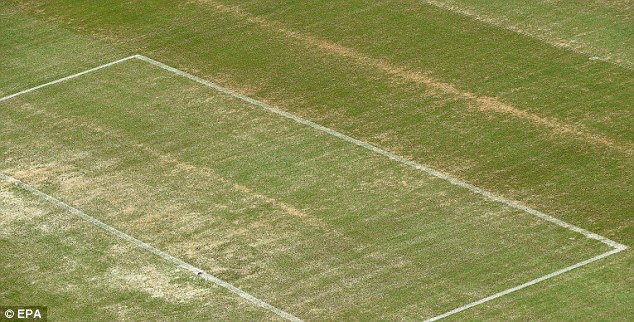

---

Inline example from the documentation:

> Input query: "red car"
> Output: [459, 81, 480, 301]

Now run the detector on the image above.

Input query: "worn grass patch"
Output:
[0, 187, 281, 321]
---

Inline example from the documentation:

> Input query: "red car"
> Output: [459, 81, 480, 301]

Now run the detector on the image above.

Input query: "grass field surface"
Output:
[1, 0, 632, 320]
[0, 55, 614, 319]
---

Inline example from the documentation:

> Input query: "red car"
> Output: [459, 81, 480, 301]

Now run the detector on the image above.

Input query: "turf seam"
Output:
[0, 55, 628, 321]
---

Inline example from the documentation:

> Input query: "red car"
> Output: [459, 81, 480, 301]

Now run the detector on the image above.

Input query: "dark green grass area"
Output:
[1, 0, 632, 320]
[0, 57, 615, 320]
[421, 0, 634, 69]
[0, 7, 125, 97]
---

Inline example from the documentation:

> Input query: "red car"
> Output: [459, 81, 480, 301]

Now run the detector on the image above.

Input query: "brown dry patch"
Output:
[154, 152, 330, 231]
[10, 97, 421, 292]
[14, 1, 45, 15]
[108, 265, 208, 303]
[7, 162, 75, 186]
[598, 0, 634, 11]
[0, 189, 47, 235]
[102, 303, 134, 322]
[195, 0, 632, 154]
[0, 179, 263, 318]
[206, 73, 263, 98]
[0, 183, 90, 237]
[9, 104, 344, 284]
[473, 96, 625, 150]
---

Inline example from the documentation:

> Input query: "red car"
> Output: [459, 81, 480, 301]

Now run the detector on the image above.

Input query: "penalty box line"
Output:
[133, 55, 629, 320]
[0, 55, 628, 321]
[134, 55, 626, 250]
[133, 55, 628, 320]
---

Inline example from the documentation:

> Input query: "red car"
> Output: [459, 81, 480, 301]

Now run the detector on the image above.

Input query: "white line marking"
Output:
[0, 172, 302, 322]
[0, 56, 138, 103]
[1, 55, 628, 320]
[424, 247, 626, 321]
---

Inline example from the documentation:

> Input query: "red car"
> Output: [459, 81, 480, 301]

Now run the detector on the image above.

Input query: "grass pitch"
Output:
[0, 55, 616, 320]
[1, 0, 632, 321]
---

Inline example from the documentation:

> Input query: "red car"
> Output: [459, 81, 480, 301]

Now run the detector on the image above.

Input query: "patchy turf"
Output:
[0, 55, 616, 320]
[0, 186, 281, 321]
[1, 0, 632, 320]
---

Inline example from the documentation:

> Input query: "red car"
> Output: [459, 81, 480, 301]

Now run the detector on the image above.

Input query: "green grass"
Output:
[1, 0, 632, 320]
[0, 53, 613, 320]
[0, 5, 124, 97]
[423, 0, 634, 69]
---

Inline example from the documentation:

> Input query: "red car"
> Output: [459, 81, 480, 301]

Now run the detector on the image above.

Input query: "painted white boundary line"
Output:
[0, 55, 628, 320]
[0, 172, 302, 322]
[133, 56, 630, 320]
[0, 56, 137, 103]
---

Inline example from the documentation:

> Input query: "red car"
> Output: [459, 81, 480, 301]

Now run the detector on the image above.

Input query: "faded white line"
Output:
[0, 172, 302, 322]
[0, 56, 138, 103]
